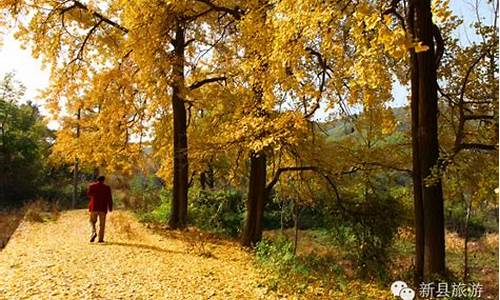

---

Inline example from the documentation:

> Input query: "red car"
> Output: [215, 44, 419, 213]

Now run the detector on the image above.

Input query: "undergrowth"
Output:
[24, 199, 60, 223]
[254, 234, 392, 298]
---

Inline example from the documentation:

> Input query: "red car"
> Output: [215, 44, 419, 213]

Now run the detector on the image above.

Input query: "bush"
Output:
[135, 187, 243, 236]
[256, 236, 297, 273]
[189, 188, 244, 237]
[263, 195, 328, 231]
[137, 189, 171, 223]
[445, 201, 494, 239]
[255, 235, 345, 292]
[324, 189, 404, 280]
[127, 175, 163, 211]
[24, 199, 60, 223]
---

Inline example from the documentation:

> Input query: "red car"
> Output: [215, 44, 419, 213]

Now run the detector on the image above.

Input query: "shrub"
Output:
[445, 201, 493, 239]
[256, 235, 297, 272]
[264, 195, 328, 231]
[189, 188, 244, 237]
[255, 234, 346, 292]
[24, 199, 60, 222]
[324, 189, 404, 280]
[128, 175, 163, 211]
[137, 190, 171, 224]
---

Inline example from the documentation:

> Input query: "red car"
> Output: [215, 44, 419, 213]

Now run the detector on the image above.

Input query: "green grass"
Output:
[137, 202, 170, 223]
[256, 228, 498, 299]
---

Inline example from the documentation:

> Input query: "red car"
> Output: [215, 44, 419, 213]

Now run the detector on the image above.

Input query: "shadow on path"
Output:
[0, 210, 24, 250]
[98, 241, 187, 255]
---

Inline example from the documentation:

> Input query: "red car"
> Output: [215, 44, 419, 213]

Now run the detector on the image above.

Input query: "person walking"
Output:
[87, 175, 113, 243]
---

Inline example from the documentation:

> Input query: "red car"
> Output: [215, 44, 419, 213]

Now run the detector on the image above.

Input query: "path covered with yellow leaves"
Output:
[0, 210, 274, 299]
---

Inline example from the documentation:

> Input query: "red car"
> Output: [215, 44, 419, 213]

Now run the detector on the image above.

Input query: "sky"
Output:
[0, 0, 496, 126]
[0, 33, 49, 104]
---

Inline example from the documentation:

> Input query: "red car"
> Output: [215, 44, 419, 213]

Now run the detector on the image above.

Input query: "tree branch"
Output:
[195, 0, 243, 20]
[184, 38, 196, 47]
[459, 143, 497, 151]
[61, 1, 129, 33]
[361, 161, 413, 174]
[463, 114, 495, 121]
[433, 24, 444, 68]
[189, 76, 226, 90]
[382, 0, 406, 30]
[266, 166, 318, 192]
[454, 50, 489, 152]
[304, 47, 330, 118]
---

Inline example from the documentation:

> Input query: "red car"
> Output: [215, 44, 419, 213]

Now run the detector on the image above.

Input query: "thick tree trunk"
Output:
[411, 61, 425, 284]
[414, 0, 446, 278]
[72, 108, 81, 209]
[241, 153, 267, 247]
[408, 3, 424, 284]
[169, 20, 189, 229]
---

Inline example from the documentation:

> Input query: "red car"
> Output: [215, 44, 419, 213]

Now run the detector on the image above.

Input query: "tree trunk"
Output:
[207, 164, 215, 189]
[72, 108, 81, 209]
[408, 2, 425, 284]
[72, 158, 79, 208]
[463, 193, 471, 282]
[200, 172, 206, 190]
[414, 0, 446, 278]
[293, 203, 300, 256]
[199, 164, 214, 190]
[280, 199, 285, 232]
[0, 120, 6, 202]
[169, 20, 189, 229]
[241, 153, 267, 247]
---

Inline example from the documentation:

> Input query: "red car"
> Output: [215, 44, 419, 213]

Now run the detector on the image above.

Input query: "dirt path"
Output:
[0, 210, 274, 299]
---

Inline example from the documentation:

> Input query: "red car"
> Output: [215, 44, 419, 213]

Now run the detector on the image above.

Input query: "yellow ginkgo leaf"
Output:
[414, 42, 430, 53]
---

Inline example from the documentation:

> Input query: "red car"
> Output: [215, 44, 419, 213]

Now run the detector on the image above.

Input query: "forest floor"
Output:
[263, 228, 499, 299]
[0, 208, 497, 299]
[0, 209, 280, 300]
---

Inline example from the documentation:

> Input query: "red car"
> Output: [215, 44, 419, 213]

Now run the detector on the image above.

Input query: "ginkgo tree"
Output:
[0, 0, 242, 228]
[0, 0, 465, 262]
[188, 0, 421, 246]
[438, 1, 498, 281]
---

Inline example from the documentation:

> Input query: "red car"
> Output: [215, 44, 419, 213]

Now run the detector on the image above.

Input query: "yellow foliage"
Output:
[0, 0, 417, 183]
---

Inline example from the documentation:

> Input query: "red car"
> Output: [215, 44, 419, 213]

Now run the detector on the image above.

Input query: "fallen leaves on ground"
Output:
[0, 210, 278, 299]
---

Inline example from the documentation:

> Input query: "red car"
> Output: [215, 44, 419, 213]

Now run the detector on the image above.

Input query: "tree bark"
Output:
[206, 164, 215, 189]
[72, 108, 81, 209]
[407, 2, 425, 285]
[72, 158, 79, 208]
[199, 163, 214, 190]
[414, 0, 446, 278]
[199, 172, 206, 190]
[0, 118, 6, 202]
[463, 193, 471, 282]
[169, 20, 189, 229]
[241, 153, 267, 247]
[293, 203, 300, 256]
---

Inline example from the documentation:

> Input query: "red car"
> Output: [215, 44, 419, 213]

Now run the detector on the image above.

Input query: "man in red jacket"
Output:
[87, 175, 113, 243]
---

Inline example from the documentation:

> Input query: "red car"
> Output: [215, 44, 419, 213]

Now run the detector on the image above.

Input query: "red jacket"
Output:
[87, 182, 113, 213]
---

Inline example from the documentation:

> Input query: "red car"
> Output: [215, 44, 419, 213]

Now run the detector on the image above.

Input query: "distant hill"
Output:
[318, 106, 410, 141]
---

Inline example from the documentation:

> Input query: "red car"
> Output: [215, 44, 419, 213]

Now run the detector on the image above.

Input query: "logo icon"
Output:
[399, 287, 416, 300]
[391, 281, 415, 300]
